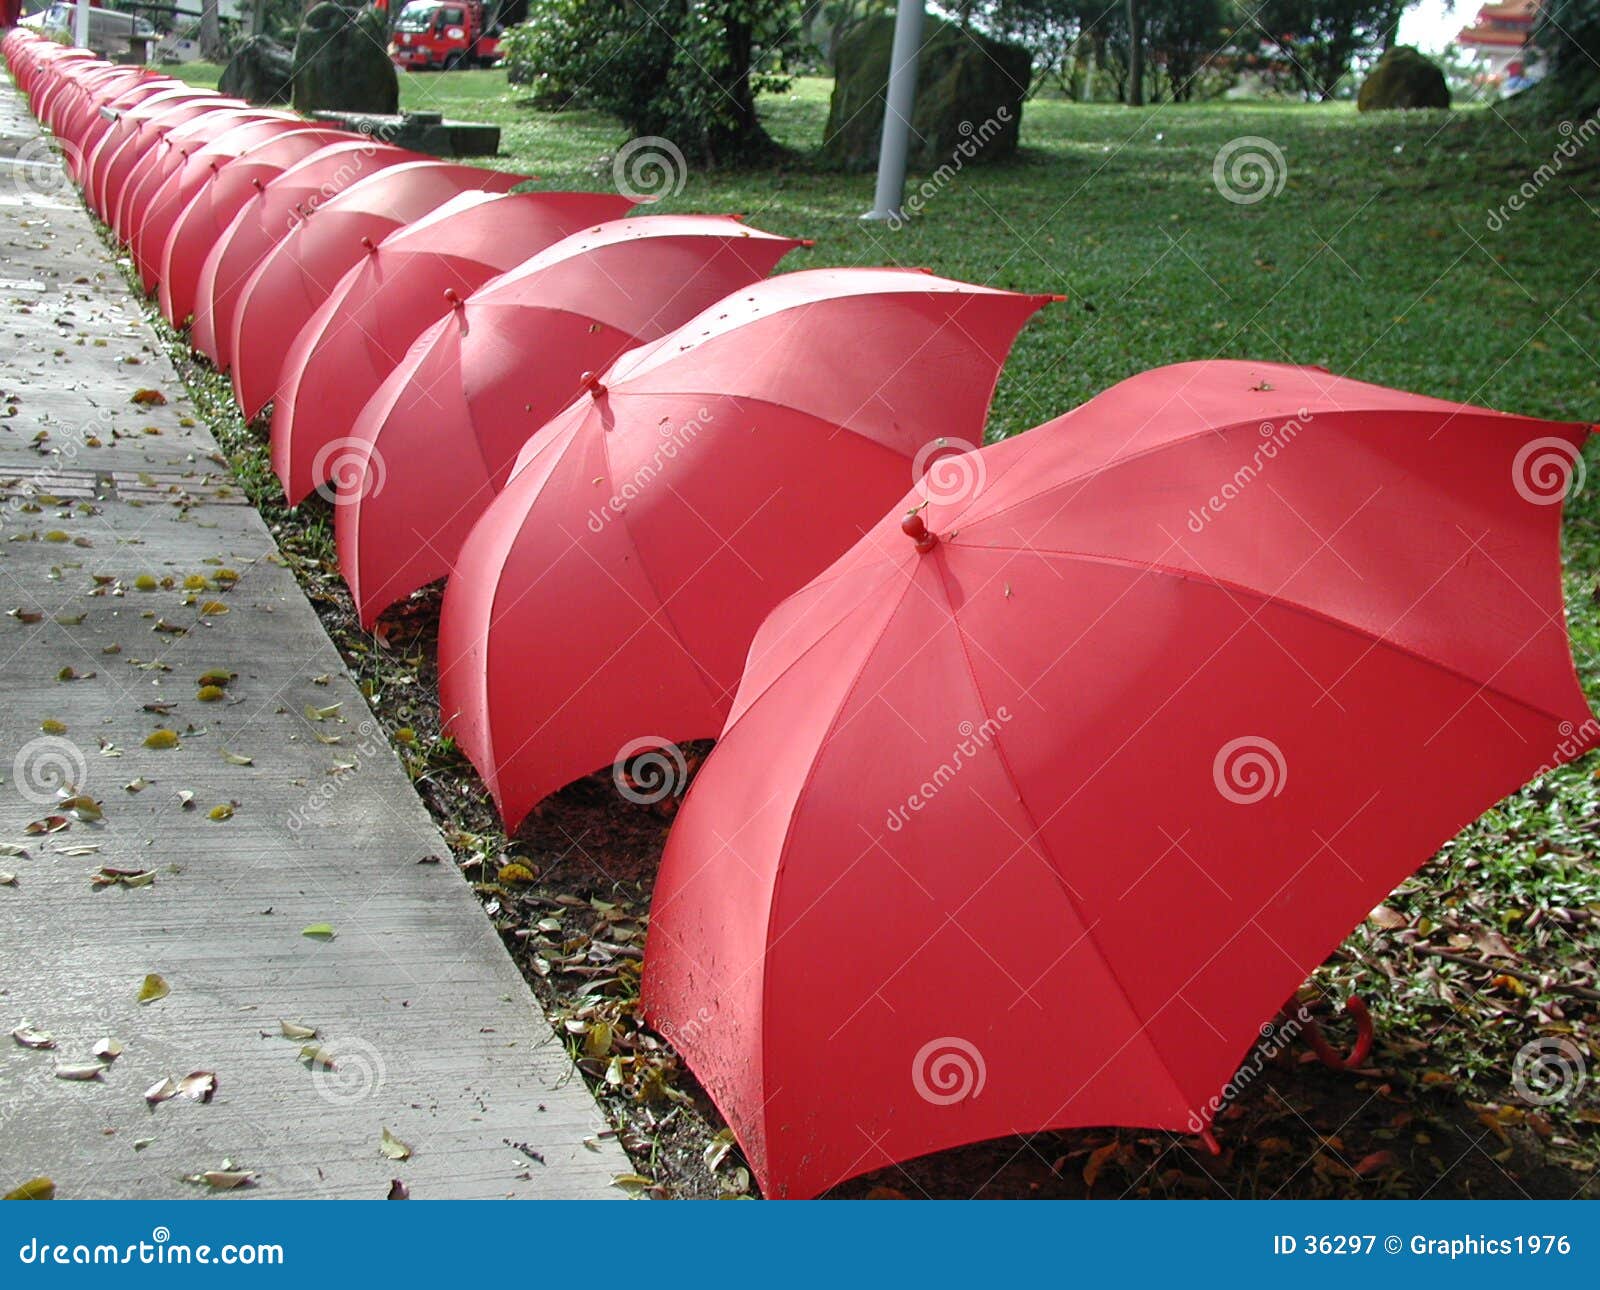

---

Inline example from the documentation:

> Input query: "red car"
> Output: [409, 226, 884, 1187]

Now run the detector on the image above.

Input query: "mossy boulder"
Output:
[1357, 46, 1450, 111]
[218, 35, 295, 106]
[292, 3, 399, 116]
[823, 16, 1030, 171]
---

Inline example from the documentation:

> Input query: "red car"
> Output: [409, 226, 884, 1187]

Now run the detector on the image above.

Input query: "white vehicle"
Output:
[21, 4, 157, 59]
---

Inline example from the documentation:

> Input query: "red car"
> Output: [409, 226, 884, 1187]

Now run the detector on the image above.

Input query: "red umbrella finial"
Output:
[901, 509, 938, 553]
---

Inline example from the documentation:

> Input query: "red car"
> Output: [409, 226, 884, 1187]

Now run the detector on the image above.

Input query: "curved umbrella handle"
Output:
[1297, 994, 1373, 1071]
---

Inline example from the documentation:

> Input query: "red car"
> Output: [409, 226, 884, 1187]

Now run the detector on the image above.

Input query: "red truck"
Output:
[387, 0, 502, 71]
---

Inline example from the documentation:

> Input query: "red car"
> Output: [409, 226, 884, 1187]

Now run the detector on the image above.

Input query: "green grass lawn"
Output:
[155, 64, 1600, 1198]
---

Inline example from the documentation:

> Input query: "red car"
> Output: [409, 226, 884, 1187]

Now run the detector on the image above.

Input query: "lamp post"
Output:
[73, 0, 91, 48]
[860, 0, 923, 223]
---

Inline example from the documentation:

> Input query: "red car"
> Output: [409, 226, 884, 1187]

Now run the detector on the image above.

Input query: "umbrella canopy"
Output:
[113, 106, 288, 249]
[435, 267, 1056, 830]
[115, 106, 294, 242]
[269, 188, 637, 505]
[157, 127, 353, 328]
[228, 160, 535, 419]
[130, 116, 311, 294]
[641, 359, 1599, 1199]
[60, 76, 183, 184]
[189, 139, 421, 367]
[332, 214, 808, 620]
[39, 62, 142, 146]
[82, 84, 209, 214]
[87, 91, 236, 224]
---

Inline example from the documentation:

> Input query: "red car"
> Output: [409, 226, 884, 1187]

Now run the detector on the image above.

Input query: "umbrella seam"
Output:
[927, 550, 1201, 1119]
[756, 564, 925, 1166]
[591, 401, 730, 719]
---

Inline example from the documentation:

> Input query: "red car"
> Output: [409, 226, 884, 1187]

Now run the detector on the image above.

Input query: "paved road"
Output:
[0, 75, 627, 1199]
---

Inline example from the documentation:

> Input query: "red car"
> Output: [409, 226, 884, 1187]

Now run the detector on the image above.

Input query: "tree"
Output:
[1125, 0, 1144, 104]
[1530, 0, 1600, 114]
[500, 0, 804, 163]
[975, 0, 1226, 102]
[199, 0, 226, 59]
[1243, 0, 1412, 100]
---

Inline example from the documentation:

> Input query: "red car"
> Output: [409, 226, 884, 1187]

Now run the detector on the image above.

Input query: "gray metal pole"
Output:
[860, 0, 923, 223]
[73, 0, 91, 49]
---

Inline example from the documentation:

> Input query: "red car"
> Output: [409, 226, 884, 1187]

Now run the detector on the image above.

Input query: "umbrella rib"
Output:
[924, 553, 1200, 1117]
[964, 541, 1578, 729]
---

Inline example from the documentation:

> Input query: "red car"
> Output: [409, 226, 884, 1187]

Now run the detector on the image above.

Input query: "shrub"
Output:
[499, 0, 806, 164]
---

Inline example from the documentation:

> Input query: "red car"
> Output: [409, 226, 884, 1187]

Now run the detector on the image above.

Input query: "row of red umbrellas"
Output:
[10, 30, 1595, 1199]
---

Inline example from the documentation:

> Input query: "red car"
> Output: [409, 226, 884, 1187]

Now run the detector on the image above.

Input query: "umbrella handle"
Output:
[1295, 994, 1373, 1071]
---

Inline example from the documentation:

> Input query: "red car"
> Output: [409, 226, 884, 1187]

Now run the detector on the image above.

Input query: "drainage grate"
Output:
[0, 467, 248, 506]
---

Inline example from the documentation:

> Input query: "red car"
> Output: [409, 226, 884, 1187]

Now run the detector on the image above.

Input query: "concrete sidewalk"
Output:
[0, 76, 627, 1199]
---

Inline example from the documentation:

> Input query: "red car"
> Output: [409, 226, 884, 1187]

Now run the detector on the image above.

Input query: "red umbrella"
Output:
[228, 160, 535, 419]
[157, 128, 353, 328]
[269, 189, 637, 505]
[82, 84, 209, 215]
[59, 76, 182, 185]
[39, 61, 143, 146]
[88, 91, 236, 225]
[130, 116, 310, 295]
[332, 214, 808, 621]
[435, 268, 1056, 830]
[114, 107, 289, 251]
[641, 359, 1598, 1199]
[189, 139, 421, 367]
[113, 107, 289, 250]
